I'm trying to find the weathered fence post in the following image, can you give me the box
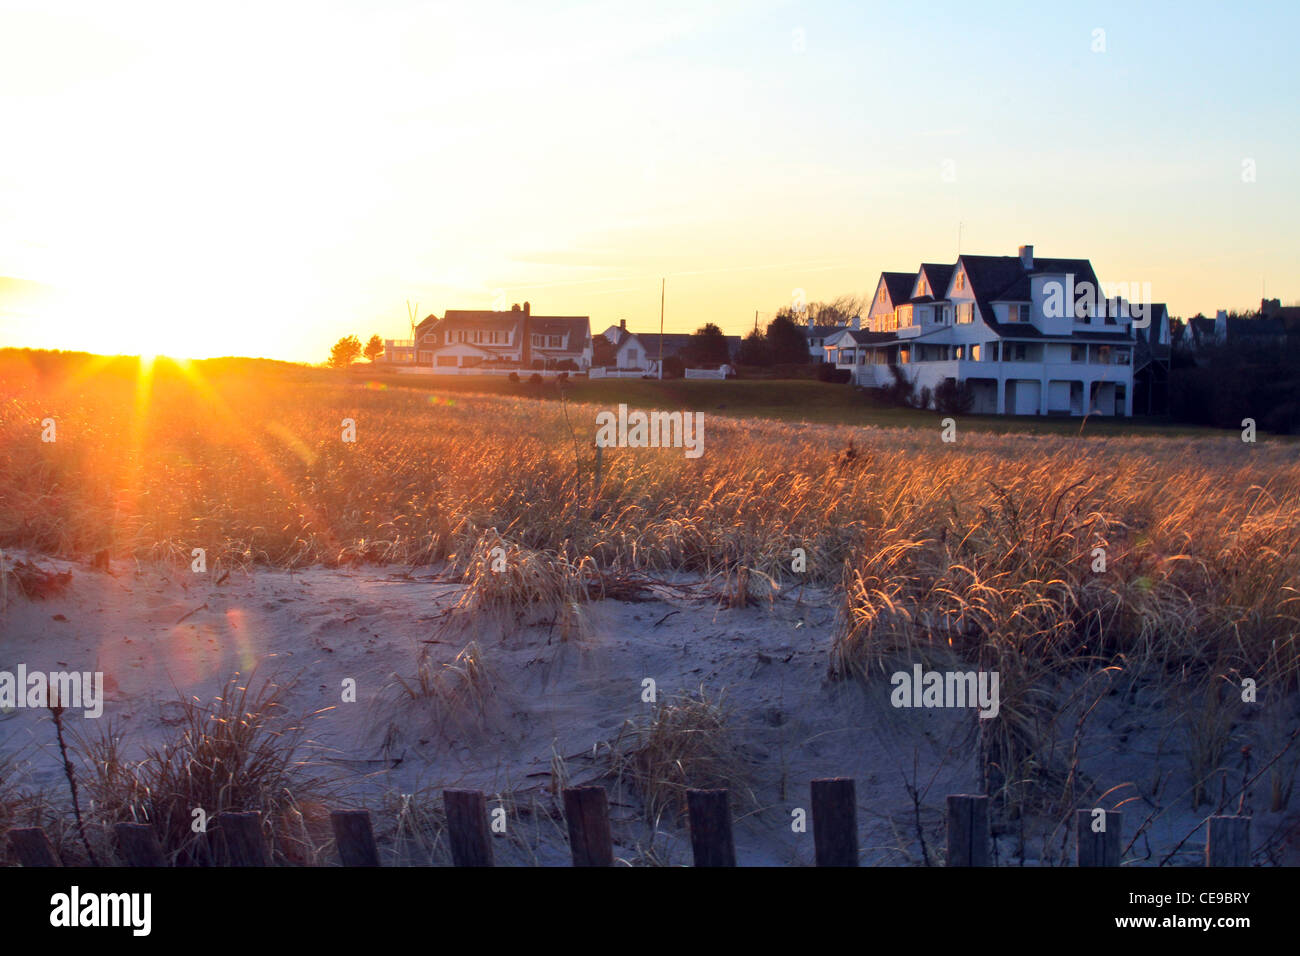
[114,822,167,867]
[443,789,494,867]
[686,789,736,867]
[1076,809,1123,867]
[1206,816,1251,867]
[331,810,381,867]
[7,827,61,867]
[946,794,991,866]
[212,811,269,866]
[811,778,858,866]
[563,786,614,867]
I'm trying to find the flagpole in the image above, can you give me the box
[658,277,665,380]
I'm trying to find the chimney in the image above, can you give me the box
[850,314,860,331]
[1019,245,1033,270]
[807,316,814,331]
[620,318,626,331]
[523,301,531,316]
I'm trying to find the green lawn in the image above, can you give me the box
[350,370,1246,439]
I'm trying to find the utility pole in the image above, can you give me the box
[658,277,665,380]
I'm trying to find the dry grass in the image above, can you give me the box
[71,669,335,865]
[604,688,753,827]
[4,355,1300,852]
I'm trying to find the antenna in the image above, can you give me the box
[406,300,418,340]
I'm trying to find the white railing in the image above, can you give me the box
[589,367,651,379]
[393,366,583,378]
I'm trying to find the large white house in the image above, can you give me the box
[825,246,1165,417]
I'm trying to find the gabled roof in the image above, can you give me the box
[528,316,590,343]
[878,272,915,307]
[956,254,1102,337]
[844,330,899,345]
[915,263,954,300]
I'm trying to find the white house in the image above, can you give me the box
[802,317,857,363]
[825,246,1146,417]
[600,320,740,373]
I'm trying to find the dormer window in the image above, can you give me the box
[1009,304,1030,323]
[956,272,965,291]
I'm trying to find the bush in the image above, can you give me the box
[528,373,543,386]
[662,355,685,379]
[815,363,851,384]
[933,378,974,415]
[508,372,519,383]
[917,385,933,410]
[875,364,915,407]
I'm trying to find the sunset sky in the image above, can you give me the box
[0,0,1296,362]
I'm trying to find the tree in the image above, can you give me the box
[684,323,730,366]
[593,333,617,367]
[364,334,384,363]
[809,294,866,328]
[738,328,772,366]
[765,311,811,364]
[328,335,362,368]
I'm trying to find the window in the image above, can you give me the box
[970,344,981,361]
[879,287,887,303]
[1096,346,1111,364]
[1009,304,1030,322]
[957,303,974,324]
[1116,349,1131,365]
[1071,345,1086,362]
[1007,343,1027,362]
[954,345,965,360]
[956,272,965,291]
[898,306,912,327]
[899,347,910,365]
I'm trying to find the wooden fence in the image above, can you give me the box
[4,782,1253,867]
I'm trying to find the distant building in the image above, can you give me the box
[801,316,858,363]
[384,302,592,371]
[599,320,741,374]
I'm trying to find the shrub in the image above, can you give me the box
[528,372,543,386]
[875,364,915,407]
[933,378,975,415]
[507,372,519,383]
[815,363,851,383]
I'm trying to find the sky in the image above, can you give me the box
[0,0,1297,362]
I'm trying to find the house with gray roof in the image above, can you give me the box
[826,245,1155,417]
[386,302,592,371]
